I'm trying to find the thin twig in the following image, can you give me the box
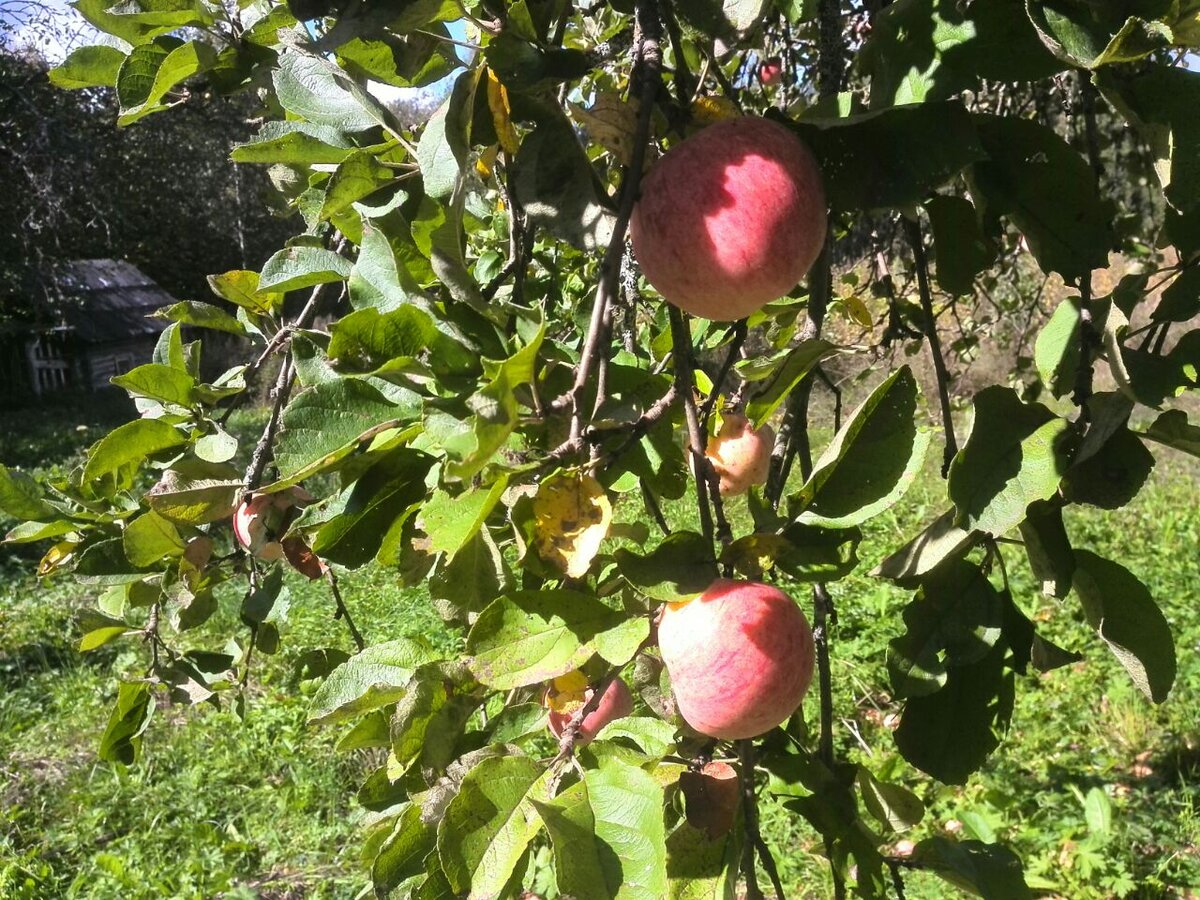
[242,351,295,493]
[698,320,748,433]
[327,568,365,652]
[669,306,716,549]
[641,482,671,535]
[903,216,958,475]
[559,0,662,444]
[738,740,765,900]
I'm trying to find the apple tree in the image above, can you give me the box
[6,0,1200,896]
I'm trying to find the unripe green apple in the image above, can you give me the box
[544,672,634,746]
[705,413,774,496]
[629,116,826,321]
[658,579,814,740]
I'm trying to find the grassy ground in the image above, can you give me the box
[1,395,1198,898]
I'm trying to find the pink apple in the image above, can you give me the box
[232,488,312,562]
[759,57,783,86]
[544,674,634,746]
[658,579,814,740]
[705,413,775,496]
[629,116,826,321]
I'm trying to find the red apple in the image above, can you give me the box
[657,579,814,740]
[544,673,634,746]
[759,57,783,86]
[629,116,826,321]
[705,413,774,496]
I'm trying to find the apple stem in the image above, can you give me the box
[698,320,748,435]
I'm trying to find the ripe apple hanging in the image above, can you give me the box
[630,116,827,322]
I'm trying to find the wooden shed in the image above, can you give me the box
[3,259,174,400]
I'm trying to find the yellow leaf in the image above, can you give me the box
[532,471,612,579]
[486,69,520,155]
[569,92,640,166]
[690,95,740,126]
[838,294,874,329]
[552,670,589,694]
[38,540,78,576]
[476,143,499,179]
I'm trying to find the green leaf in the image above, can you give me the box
[146,458,241,525]
[348,214,435,312]
[153,301,248,336]
[535,759,668,900]
[926,195,995,295]
[1072,550,1175,703]
[111,363,196,407]
[308,637,438,725]
[415,71,476,200]
[1034,297,1083,398]
[466,589,627,689]
[77,610,132,652]
[259,245,353,293]
[894,642,1011,784]
[793,366,930,528]
[887,559,1006,699]
[231,120,356,165]
[1142,408,1200,457]
[968,114,1113,282]
[335,710,390,752]
[272,52,377,132]
[1017,501,1075,599]
[98,682,154,765]
[874,508,977,585]
[373,804,438,896]
[118,38,216,124]
[721,524,861,583]
[615,531,719,603]
[327,305,476,381]
[313,448,434,567]
[793,102,986,213]
[391,662,480,773]
[1153,265,1200,323]
[82,418,187,495]
[70,0,177,46]
[911,837,1032,898]
[49,45,126,88]
[123,510,185,567]
[320,149,396,221]
[513,116,614,251]
[207,269,283,315]
[742,339,837,427]
[437,755,552,898]
[445,320,545,481]
[0,464,57,520]
[421,479,509,560]
[947,387,1075,536]
[1063,427,1154,509]
[4,520,78,545]
[857,767,924,833]
[272,379,403,488]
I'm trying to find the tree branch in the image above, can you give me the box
[903,215,958,476]
[242,351,295,494]
[327,568,365,652]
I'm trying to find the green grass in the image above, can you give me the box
[2,399,1199,898]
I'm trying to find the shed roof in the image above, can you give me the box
[56,259,174,343]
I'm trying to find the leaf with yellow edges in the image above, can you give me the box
[532,472,612,579]
[568,92,640,166]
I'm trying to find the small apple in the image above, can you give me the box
[759,57,784,86]
[657,578,814,740]
[543,671,634,746]
[629,116,826,321]
[680,760,740,839]
[705,412,775,496]
[232,487,311,562]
